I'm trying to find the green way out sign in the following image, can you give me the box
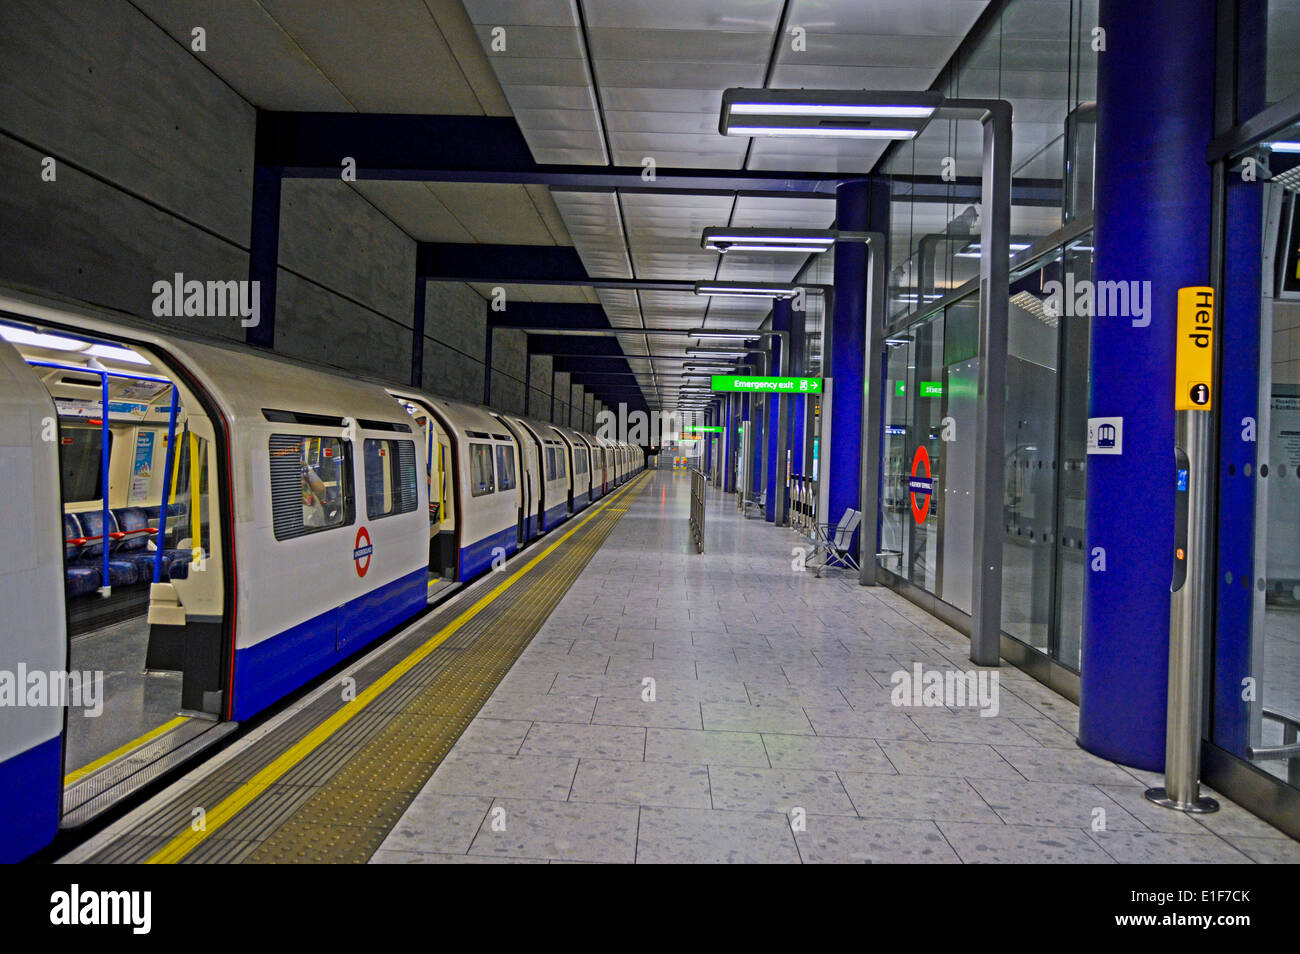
[683,425,723,433]
[711,375,823,394]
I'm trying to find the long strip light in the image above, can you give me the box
[720,89,940,140]
[702,227,836,254]
[694,281,802,299]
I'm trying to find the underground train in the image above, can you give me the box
[0,287,643,862]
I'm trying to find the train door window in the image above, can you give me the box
[363,438,418,519]
[495,443,516,492]
[469,442,495,496]
[575,447,587,476]
[170,431,212,564]
[270,434,353,539]
[544,445,555,481]
[554,444,567,479]
[58,423,110,502]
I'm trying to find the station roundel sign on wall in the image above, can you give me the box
[909,446,934,525]
[353,526,373,578]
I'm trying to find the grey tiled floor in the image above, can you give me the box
[373,471,1300,864]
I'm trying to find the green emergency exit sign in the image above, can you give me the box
[683,425,723,433]
[895,380,943,397]
[711,375,823,394]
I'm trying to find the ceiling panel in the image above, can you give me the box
[462,0,993,404]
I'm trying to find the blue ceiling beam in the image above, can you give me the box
[255,110,841,195]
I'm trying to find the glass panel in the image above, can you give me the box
[495,443,515,492]
[58,423,109,503]
[1238,1,1300,115]
[1000,253,1063,653]
[1054,236,1094,669]
[905,313,945,594]
[1214,148,1300,791]
[466,443,490,497]
[938,298,979,615]
[363,438,418,519]
[270,434,351,540]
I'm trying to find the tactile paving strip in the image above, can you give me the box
[78,474,648,864]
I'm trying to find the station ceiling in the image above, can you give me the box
[133,0,1017,409]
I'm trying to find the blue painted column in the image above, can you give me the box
[1078,0,1215,770]
[766,300,790,521]
[723,396,734,492]
[824,178,886,524]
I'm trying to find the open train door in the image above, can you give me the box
[0,338,67,860]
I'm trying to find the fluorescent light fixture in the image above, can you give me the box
[954,241,1033,259]
[686,347,754,356]
[727,125,919,139]
[729,103,935,119]
[1268,141,1300,153]
[85,344,149,365]
[0,325,86,351]
[692,330,760,340]
[694,281,801,299]
[720,88,940,140]
[702,227,836,254]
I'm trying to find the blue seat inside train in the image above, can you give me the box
[63,504,191,599]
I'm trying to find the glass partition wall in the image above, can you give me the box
[877,234,1092,676]
[871,0,1099,683]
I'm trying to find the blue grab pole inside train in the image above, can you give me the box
[100,371,110,592]
[153,385,180,584]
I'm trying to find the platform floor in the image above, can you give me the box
[372,471,1299,864]
[62,470,1299,864]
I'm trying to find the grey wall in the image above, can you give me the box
[276,179,415,380]
[0,0,505,410]
[570,383,584,430]
[422,281,487,402]
[550,371,567,425]
[528,353,552,420]
[489,327,527,415]
[0,0,252,341]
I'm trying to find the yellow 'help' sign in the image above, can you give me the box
[1175,286,1214,410]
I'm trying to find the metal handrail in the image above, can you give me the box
[689,469,706,554]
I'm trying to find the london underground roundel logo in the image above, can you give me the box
[909,446,934,524]
[353,526,373,578]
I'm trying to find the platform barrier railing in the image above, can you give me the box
[689,468,706,554]
[787,476,817,536]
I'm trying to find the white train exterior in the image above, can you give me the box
[0,288,643,862]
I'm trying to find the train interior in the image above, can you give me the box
[0,318,231,824]
[396,397,458,600]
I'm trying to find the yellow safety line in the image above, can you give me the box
[145,471,648,863]
[64,715,191,787]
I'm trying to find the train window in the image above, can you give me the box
[269,434,353,540]
[495,444,516,492]
[469,442,495,497]
[555,444,567,479]
[363,438,418,519]
[575,447,587,476]
[544,446,555,481]
[58,423,110,503]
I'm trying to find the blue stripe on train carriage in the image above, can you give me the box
[458,525,519,581]
[230,567,427,721]
[542,500,569,531]
[0,734,61,863]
